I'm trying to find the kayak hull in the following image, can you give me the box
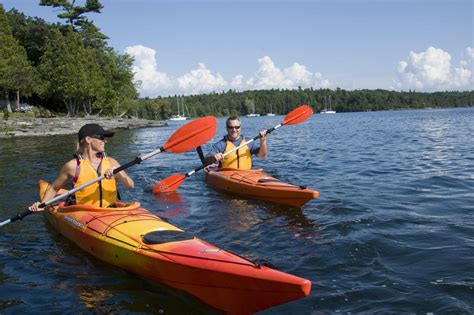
[39,180,311,313]
[205,168,319,208]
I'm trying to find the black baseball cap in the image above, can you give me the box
[78,124,115,141]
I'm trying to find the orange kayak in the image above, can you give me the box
[39,180,311,313]
[205,168,319,207]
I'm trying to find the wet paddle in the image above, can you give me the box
[153,105,313,193]
[0,116,217,227]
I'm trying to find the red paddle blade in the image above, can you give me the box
[282,105,313,125]
[163,116,217,153]
[152,173,187,193]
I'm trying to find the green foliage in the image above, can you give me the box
[5,2,137,117]
[3,108,10,120]
[0,4,35,110]
[40,0,108,48]
[7,9,56,66]
[36,30,92,115]
[148,88,473,119]
[0,126,15,132]
[39,0,103,28]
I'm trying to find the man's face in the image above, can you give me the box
[226,119,241,141]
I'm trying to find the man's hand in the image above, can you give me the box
[214,152,224,162]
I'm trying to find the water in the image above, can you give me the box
[1,108,473,314]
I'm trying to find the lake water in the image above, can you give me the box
[0,108,473,314]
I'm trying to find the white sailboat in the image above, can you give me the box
[320,96,336,114]
[169,96,188,121]
[246,103,260,117]
[266,104,276,116]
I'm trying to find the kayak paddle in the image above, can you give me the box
[0,116,217,227]
[153,104,313,193]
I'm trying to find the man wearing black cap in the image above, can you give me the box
[29,124,134,211]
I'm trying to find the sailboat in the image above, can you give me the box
[266,104,276,116]
[320,96,336,114]
[169,96,188,121]
[246,102,260,117]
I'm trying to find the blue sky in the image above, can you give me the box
[3,0,473,97]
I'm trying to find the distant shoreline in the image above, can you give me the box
[0,116,167,138]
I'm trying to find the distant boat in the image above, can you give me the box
[320,96,336,114]
[169,115,187,121]
[246,102,260,117]
[169,96,188,121]
[266,104,276,116]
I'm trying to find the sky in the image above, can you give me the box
[2,0,473,97]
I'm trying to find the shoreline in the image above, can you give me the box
[0,116,167,138]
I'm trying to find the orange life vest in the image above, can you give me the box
[221,138,252,170]
[73,154,117,207]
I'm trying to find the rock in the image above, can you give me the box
[0,116,167,138]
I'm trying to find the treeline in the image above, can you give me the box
[154,88,473,118]
[0,1,137,116]
[1,3,472,120]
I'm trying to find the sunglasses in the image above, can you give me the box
[227,125,241,130]
[90,135,106,141]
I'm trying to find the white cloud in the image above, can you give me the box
[395,46,473,91]
[467,47,474,59]
[124,45,330,97]
[124,45,172,97]
[243,56,330,90]
[176,63,228,95]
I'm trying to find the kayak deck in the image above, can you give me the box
[205,168,319,207]
[39,180,311,313]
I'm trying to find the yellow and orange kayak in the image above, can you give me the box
[39,180,311,313]
[205,168,319,208]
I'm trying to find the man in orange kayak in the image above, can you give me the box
[205,116,268,170]
[29,124,134,211]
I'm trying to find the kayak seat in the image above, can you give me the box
[257,178,307,190]
[257,178,281,183]
[142,230,194,245]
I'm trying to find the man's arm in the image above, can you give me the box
[256,130,268,158]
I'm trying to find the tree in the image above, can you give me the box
[86,49,137,116]
[40,0,108,48]
[40,0,103,30]
[0,4,34,111]
[37,30,93,116]
[7,9,56,66]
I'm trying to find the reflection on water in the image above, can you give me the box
[78,286,113,309]
[152,191,188,218]
[224,198,264,232]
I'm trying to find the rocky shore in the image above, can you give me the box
[0,116,167,138]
